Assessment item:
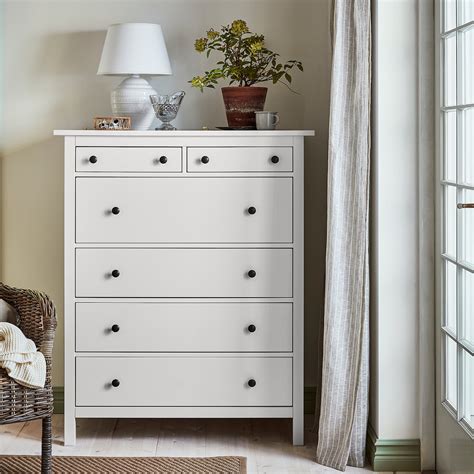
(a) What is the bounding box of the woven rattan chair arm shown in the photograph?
[0,283,57,361]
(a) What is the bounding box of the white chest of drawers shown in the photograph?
[55,130,313,446]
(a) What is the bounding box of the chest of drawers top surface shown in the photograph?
[54,130,314,136]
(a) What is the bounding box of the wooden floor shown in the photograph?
[0,415,375,473]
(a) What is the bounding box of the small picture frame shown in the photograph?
[93,116,131,130]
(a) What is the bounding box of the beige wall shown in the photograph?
[370,0,435,454]
[0,0,330,387]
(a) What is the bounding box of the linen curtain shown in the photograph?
[315,0,371,470]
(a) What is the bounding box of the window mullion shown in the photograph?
[455,0,464,426]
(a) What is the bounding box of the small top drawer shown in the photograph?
[76,147,182,172]
[187,147,292,172]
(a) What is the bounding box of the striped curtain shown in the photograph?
[315,0,371,471]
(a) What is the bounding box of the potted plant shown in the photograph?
[190,19,303,129]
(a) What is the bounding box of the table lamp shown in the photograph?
[97,23,172,130]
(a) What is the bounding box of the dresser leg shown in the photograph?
[64,411,76,446]
[292,414,304,446]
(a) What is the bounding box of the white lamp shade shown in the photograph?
[97,23,172,76]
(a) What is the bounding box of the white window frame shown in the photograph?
[438,0,474,438]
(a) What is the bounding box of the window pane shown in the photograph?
[446,260,458,333]
[461,25,474,105]
[446,335,458,408]
[460,188,474,265]
[463,350,474,429]
[444,34,457,106]
[461,268,474,347]
[444,0,457,31]
[460,108,473,185]
[444,185,457,257]
[461,0,474,25]
[444,110,457,181]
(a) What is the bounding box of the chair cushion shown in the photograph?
[0,300,19,325]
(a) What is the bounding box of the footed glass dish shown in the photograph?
[150,91,185,130]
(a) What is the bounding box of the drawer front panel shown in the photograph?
[76,147,182,172]
[76,357,292,406]
[76,177,293,243]
[75,303,292,352]
[187,147,293,172]
[75,248,292,298]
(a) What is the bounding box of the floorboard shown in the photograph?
[0,415,375,473]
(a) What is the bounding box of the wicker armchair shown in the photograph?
[0,283,57,474]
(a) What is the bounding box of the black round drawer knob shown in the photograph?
[248,379,257,388]
[248,270,257,278]
[248,324,256,333]
[111,269,120,278]
[271,155,279,164]
[111,379,120,387]
[89,155,98,164]
[159,156,168,164]
[111,207,120,215]
[111,324,120,333]
[201,156,210,164]
[248,207,257,215]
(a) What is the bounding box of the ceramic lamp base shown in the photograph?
[111,75,156,130]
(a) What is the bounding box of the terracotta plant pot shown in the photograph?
[221,86,267,129]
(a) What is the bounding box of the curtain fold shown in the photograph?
[315,0,371,470]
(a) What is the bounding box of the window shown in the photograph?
[440,0,474,437]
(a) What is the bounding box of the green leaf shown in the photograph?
[285,73,292,83]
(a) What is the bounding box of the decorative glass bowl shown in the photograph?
[150,91,185,130]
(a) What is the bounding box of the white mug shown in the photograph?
[255,111,280,130]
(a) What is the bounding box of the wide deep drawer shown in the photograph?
[75,248,292,298]
[75,357,292,406]
[76,147,182,172]
[75,177,293,243]
[75,302,292,352]
[187,147,293,172]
